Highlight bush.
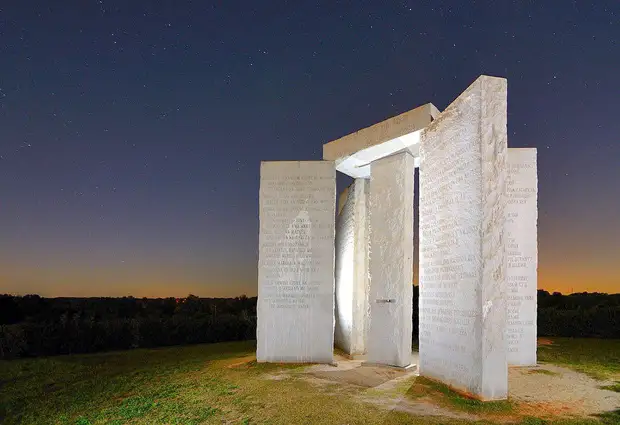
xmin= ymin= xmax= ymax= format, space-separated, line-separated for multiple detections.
xmin=1 ymin=291 xmax=618 ymax=359
xmin=537 ymin=306 xmax=619 ymax=338
xmin=0 ymin=314 xmax=257 ymax=359
xmin=0 ymin=325 xmax=28 ymax=358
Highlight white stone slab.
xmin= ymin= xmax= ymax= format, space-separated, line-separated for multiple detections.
xmin=323 ymin=104 xmax=439 ymax=178
xmin=367 ymin=152 xmax=415 ymax=368
xmin=506 ymin=148 xmax=538 ymax=366
xmin=257 ymin=161 xmax=336 ymax=363
xmin=335 ymin=179 xmax=370 ymax=356
xmin=418 ymin=75 xmax=508 ymax=400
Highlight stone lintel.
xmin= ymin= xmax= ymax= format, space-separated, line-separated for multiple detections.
xmin=323 ymin=103 xmax=439 ymax=178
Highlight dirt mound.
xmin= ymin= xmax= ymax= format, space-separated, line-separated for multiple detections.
xmin=309 ymin=366 xmax=406 ymax=388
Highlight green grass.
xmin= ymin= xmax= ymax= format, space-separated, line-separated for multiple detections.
xmin=0 ymin=342 xmax=250 ymax=425
xmin=518 ymin=417 xmax=618 ymax=425
xmin=408 ymin=376 xmax=514 ymax=414
xmin=528 ymin=368 xmax=560 ymax=376
xmin=405 ymin=376 xmax=618 ymax=425
xmin=1 ymin=338 xmax=619 ymax=425
xmin=596 ymin=409 xmax=620 ymax=425
xmin=0 ymin=341 xmax=453 ymax=425
xmin=599 ymin=382 xmax=620 ymax=392
xmin=537 ymin=338 xmax=620 ymax=380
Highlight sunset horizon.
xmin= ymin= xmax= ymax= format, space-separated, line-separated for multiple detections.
xmin=1 ymin=3 xmax=619 ymax=423
xmin=2 ymin=2 xmax=618 ymax=304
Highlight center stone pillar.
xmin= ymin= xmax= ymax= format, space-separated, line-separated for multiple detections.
xmin=367 ymin=152 xmax=414 ymax=368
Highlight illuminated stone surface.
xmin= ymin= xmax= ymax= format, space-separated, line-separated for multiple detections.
xmin=334 ymin=179 xmax=370 ymax=356
xmin=418 ymin=75 xmax=508 ymax=400
xmin=367 ymin=152 xmax=414 ymax=368
xmin=257 ymin=161 xmax=336 ymax=363
xmin=323 ymin=103 xmax=439 ymax=178
xmin=506 ymin=148 xmax=538 ymax=366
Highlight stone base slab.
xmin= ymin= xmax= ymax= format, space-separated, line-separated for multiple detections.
xmin=361 ymin=361 xmax=417 ymax=371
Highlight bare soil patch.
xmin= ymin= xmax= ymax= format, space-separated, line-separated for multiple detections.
xmin=277 ymin=352 xmax=620 ymax=421
xmin=509 ymin=363 xmax=620 ymax=416
xmin=309 ymin=366 xmax=407 ymax=388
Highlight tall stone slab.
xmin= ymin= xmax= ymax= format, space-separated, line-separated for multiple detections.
xmin=506 ymin=148 xmax=538 ymax=366
xmin=367 ymin=152 xmax=414 ymax=368
xmin=419 ymin=75 xmax=508 ymax=400
xmin=257 ymin=161 xmax=336 ymax=363
xmin=335 ymin=179 xmax=370 ymax=356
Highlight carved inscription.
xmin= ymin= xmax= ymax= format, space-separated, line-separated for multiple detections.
xmin=506 ymin=149 xmax=538 ymax=365
xmin=257 ymin=161 xmax=336 ymax=363
xmin=419 ymin=76 xmax=508 ymax=400
xmin=419 ymin=115 xmax=481 ymax=388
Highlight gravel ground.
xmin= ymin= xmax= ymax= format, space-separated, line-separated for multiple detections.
xmin=508 ymin=363 xmax=620 ymax=416
xmin=288 ymin=351 xmax=619 ymax=420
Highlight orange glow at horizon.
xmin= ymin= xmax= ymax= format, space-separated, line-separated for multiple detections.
xmin=537 ymin=265 xmax=618 ymax=295
xmin=1 ymin=259 xmax=617 ymax=298
xmin=0 ymin=262 xmax=258 ymax=298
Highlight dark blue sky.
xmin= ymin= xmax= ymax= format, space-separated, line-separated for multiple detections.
xmin=1 ymin=1 xmax=618 ymax=296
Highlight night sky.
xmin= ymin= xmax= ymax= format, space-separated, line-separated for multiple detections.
xmin=1 ymin=1 xmax=618 ymax=297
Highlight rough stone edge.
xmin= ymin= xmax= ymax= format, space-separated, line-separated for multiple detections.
xmin=478 ymin=75 xmax=508 ymax=400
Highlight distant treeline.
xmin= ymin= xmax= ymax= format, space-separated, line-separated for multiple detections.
xmin=535 ymin=290 xmax=619 ymax=338
xmin=0 ymin=295 xmax=256 ymax=359
xmin=410 ymin=288 xmax=620 ymax=341
xmin=1 ymin=289 xmax=618 ymax=359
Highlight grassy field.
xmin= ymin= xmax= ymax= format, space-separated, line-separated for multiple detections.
xmin=1 ymin=338 xmax=619 ymax=425
xmin=537 ymin=337 xmax=620 ymax=380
